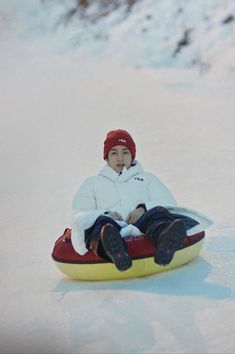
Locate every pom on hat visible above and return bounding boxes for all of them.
[103,129,136,160]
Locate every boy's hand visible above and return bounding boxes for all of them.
[105,211,123,221]
[126,207,145,224]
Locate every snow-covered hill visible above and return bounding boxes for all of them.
[2,0,235,71]
[1,1,235,354]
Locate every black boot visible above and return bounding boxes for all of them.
[147,219,186,266]
[147,220,170,248]
[101,224,132,271]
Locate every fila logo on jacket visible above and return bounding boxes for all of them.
[134,177,144,182]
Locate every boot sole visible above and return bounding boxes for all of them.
[154,220,186,266]
[101,225,132,272]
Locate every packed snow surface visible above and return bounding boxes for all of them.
[1,1,235,353]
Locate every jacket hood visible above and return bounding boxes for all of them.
[99,161,144,183]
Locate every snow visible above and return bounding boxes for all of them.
[1,1,235,353]
[23,0,235,70]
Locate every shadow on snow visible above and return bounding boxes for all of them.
[52,256,232,300]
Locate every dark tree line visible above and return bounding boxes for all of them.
[78,0,137,8]
[41,0,139,24]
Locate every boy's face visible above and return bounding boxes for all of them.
[107,145,132,173]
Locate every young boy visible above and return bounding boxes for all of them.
[71,129,211,271]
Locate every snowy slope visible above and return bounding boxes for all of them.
[1,0,235,70]
[1,1,235,354]
[8,0,234,71]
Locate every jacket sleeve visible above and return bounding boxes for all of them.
[145,173,177,210]
[71,177,106,255]
[72,177,106,217]
[72,177,97,212]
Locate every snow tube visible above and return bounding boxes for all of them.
[52,228,205,281]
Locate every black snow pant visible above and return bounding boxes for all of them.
[84,206,198,259]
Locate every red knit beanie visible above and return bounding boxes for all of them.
[103,129,136,160]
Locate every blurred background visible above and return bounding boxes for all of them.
[1,0,235,71]
[1,2,235,354]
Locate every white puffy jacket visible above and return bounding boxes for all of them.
[71,161,212,255]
